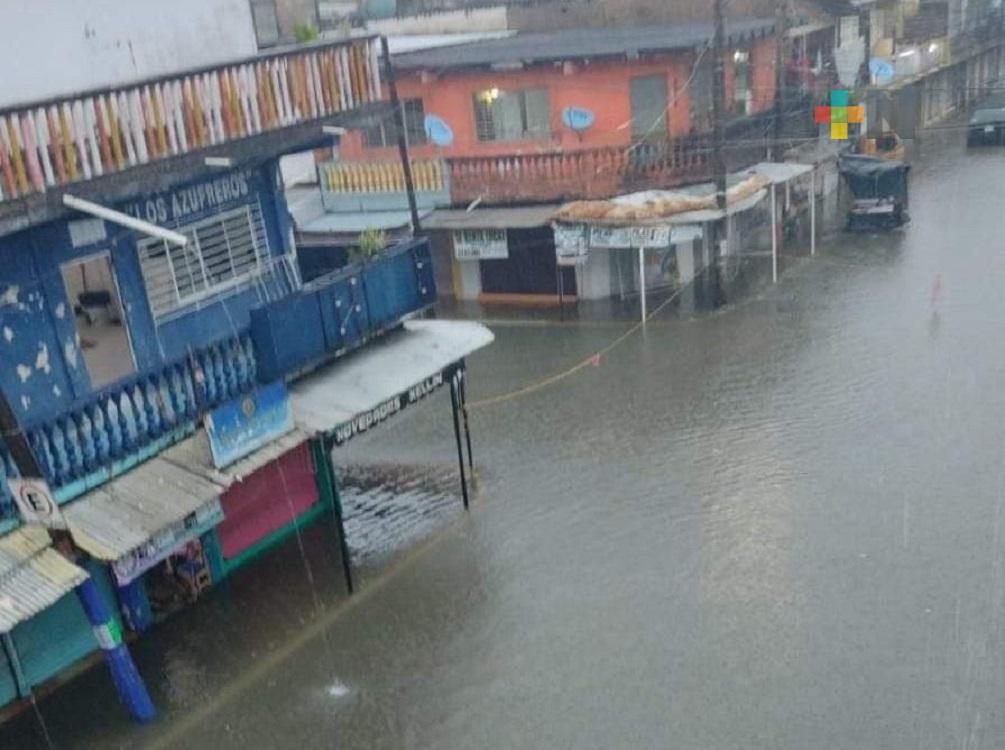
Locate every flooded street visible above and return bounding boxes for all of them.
[7,132,1005,749]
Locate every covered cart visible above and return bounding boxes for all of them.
[839,154,910,231]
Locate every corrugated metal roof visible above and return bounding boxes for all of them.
[424,205,561,230]
[298,209,432,234]
[291,320,494,436]
[393,19,775,71]
[161,427,310,485]
[0,527,89,634]
[64,458,225,562]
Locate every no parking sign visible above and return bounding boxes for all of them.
[8,478,67,529]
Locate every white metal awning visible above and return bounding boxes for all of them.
[64,457,225,562]
[290,320,494,439]
[0,526,89,634]
[741,161,814,185]
[425,205,561,230]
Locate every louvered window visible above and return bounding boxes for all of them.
[137,203,268,321]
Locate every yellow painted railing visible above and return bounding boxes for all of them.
[321,159,446,193]
[0,37,383,203]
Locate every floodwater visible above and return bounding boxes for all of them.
[7,131,1005,749]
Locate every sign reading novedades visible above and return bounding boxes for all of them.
[331,370,448,445]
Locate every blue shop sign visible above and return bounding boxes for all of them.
[121,168,259,226]
[205,381,294,469]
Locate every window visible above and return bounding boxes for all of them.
[61,254,136,388]
[473,88,550,142]
[137,203,269,320]
[630,75,669,140]
[690,57,715,128]
[362,99,427,148]
[733,51,751,114]
[249,0,280,48]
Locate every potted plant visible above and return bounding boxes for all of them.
[349,228,387,265]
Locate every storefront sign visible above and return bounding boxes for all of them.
[553,224,589,266]
[331,369,450,445]
[205,381,294,469]
[123,169,254,226]
[9,478,67,529]
[112,499,224,585]
[453,229,508,261]
[589,225,671,249]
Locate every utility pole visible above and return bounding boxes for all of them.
[0,392,155,722]
[711,0,729,270]
[773,0,787,160]
[712,0,727,213]
[381,35,422,236]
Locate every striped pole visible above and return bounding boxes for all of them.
[75,576,156,722]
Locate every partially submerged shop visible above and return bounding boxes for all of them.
[51,319,494,632]
[551,162,818,320]
[425,206,575,304]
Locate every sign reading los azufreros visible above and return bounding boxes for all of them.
[331,370,448,445]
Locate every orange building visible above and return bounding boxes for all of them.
[321,21,780,304]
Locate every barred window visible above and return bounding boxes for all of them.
[137,203,268,320]
[473,88,550,142]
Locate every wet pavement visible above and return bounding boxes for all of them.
[7,130,1005,748]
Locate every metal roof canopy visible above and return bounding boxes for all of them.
[297,209,433,235]
[64,457,225,562]
[425,205,561,230]
[742,162,815,185]
[290,320,494,437]
[393,18,776,70]
[291,319,494,591]
[0,526,89,634]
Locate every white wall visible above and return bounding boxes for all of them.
[366,6,509,35]
[0,0,258,108]
[456,258,482,300]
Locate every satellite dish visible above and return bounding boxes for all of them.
[562,107,595,132]
[869,58,895,85]
[424,115,454,147]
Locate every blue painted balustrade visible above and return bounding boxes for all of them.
[0,333,256,521]
[0,240,434,522]
[251,238,436,383]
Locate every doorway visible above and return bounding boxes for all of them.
[60,253,136,388]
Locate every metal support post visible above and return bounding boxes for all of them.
[771,185,778,283]
[638,247,647,323]
[313,439,354,594]
[2,633,29,698]
[449,371,470,510]
[810,168,817,256]
[458,365,474,475]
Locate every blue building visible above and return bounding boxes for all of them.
[0,32,492,718]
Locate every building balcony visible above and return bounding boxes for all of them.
[0,238,435,525]
[0,35,387,237]
[322,136,728,207]
[449,136,716,204]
